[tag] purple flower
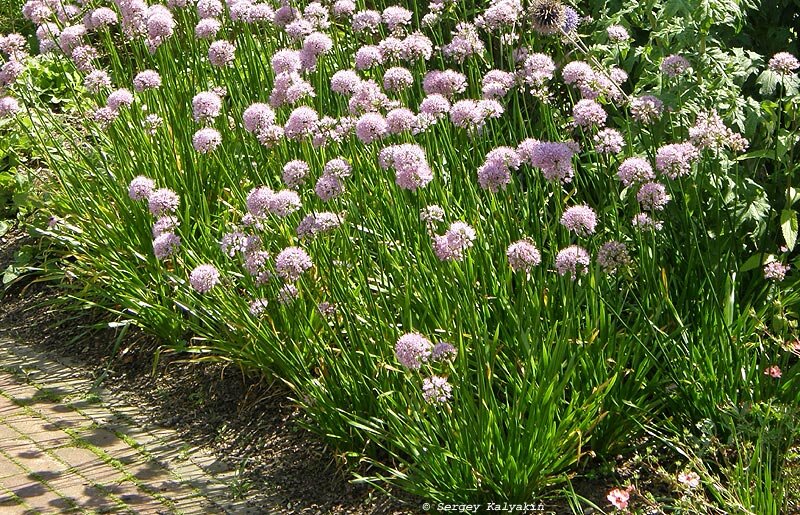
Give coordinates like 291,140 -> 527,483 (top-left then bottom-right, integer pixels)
637,182 -> 671,211
355,113 -> 388,144
477,147 -> 520,192
562,61 -> 593,85
382,6 -> 413,32
152,215 -> 179,237
632,213 -> 663,231
331,69 -> 362,95
560,205 -> 598,236
148,188 -> 180,216
661,55 -> 690,77
282,160 -> 310,188
284,106 -> 318,140
383,67 -> 414,92
617,157 -> 654,187
431,342 -> 457,361
133,70 -> 161,92
507,240 -> 542,272
655,142 -> 699,179
355,45 -> 383,70
555,245 -> 591,279
147,6 -> 175,42
769,52 -> 799,74
441,22 -> 484,63
561,6 -> 579,33
597,241 -> 630,274
268,190 -> 302,217
433,221 -> 476,261
249,298 -> 269,316
242,103 -> 276,133
395,333 -> 433,369
107,89 -> 134,110
190,264 -> 220,293
594,128 -> 624,154
275,246 -> 313,281
315,174 -> 344,201
192,91 -> 222,122
246,186 -> 273,217
422,375 -> 452,404
401,32 -> 433,61
607,25 -> 630,42
572,99 -> 607,128
630,95 -> 664,124
0,96 -> 20,118
519,140 -> 576,183
208,40 -> 236,67
192,127 -> 222,153
689,111 -> 749,152
277,284 -> 299,304
352,9 -> 381,34
764,261 -> 790,281
220,231 -> 248,257
84,70 -> 112,93
324,158 -> 352,178
195,18 -> 221,39
381,144 -> 433,191
422,70 -> 467,98
420,205 -> 445,226
332,0 -> 356,18
153,232 -> 181,260
128,176 -> 155,201
197,0 -> 223,18
386,108 -> 417,134
419,94 -> 451,117
296,211 -> 343,238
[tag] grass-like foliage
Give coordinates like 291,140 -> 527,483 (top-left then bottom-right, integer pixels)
1,0 -> 799,511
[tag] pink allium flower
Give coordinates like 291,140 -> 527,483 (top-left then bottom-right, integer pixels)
302,31 -> 333,57
84,69 -> 112,93
476,0 -> 522,31
249,298 -> 269,316
630,95 -> 664,124
594,128 -> 624,154
58,24 -> 87,56
148,188 -> 180,216
152,215 -> 179,237
482,69 -> 516,99
607,24 -> 630,42
268,190 -> 302,217
220,231 -> 248,257
242,103 -> 275,133
315,174 -> 344,201
92,106 -> 119,128
153,232 -> 181,260
355,45 -> 383,70
520,53 -> 556,88
23,1 -> 53,25
197,0 -> 223,18
477,147 -> 520,192
284,106 -> 319,140
431,342 -> 457,361
296,212 -> 343,238
560,205 -> 598,236
190,264 -> 220,293
272,4 -> 298,27
637,182 -> 671,211
355,113 -> 388,144
383,67 -> 414,92
689,111 -> 749,152
192,127 -> 222,153
324,158 -> 352,178
107,89 -> 134,110
422,70 -> 468,98
0,96 -> 20,118
420,205 -> 446,227
395,333 -> 433,369
271,49 -> 301,74
422,375 -> 453,404
764,261 -> 790,281
146,6 -> 175,41
597,241 -> 630,273
617,157 -> 655,187
632,213 -> 663,231
70,45 -> 98,73
769,52 -> 799,74
195,18 -> 221,39
655,142 -> 700,179
282,160 -> 310,188
133,70 -> 161,92
607,487 -> 630,511
519,140 -> 576,183
441,22 -> 484,63
331,70 -> 361,95
277,284 -> 299,304
419,94 -> 451,117
562,61 -> 594,85
208,40 -> 236,67
285,18 -> 314,41
555,245 -> 591,279
382,6 -> 413,32
434,221 -> 476,261
244,249 -> 270,280
507,240 -> 541,272
381,144 -> 433,190
192,91 -> 222,122
677,471 -> 700,488
386,108 -> 416,134
401,32 -> 433,61
352,9 -> 381,34
275,246 -> 313,281
332,0 -> 356,18
245,3 -> 276,24
572,99 -> 607,128
128,176 -> 155,201
661,55 -> 690,77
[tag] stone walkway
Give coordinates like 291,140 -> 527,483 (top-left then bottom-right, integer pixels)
0,337 -> 247,514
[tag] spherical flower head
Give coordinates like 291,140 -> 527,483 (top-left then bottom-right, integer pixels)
192,127 -> 222,153
422,70 -> 467,98
768,52 -> 799,74
594,128 -> 624,154
677,472 -> 700,488
386,108 -> 416,134
244,249 -> 270,280
655,142 -> 699,179
555,245 -> 591,279
246,186 -> 273,217
0,96 -> 20,118
296,211 -> 343,237
617,157 -> 654,187
477,147 -> 520,192
92,106 -> 119,129
630,95 -> 664,124
395,332 -> 433,369
507,240 -> 542,273
153,232 -> 181,260
271,49 -> 301,74
660,55 -> 690,77
84,70 -> 112,94
282,160 -> 310,188
607,24 -> 629,42
107,89 -> 134,110
331,70 -> 362,95
637,182 -> 670,211
529,0 -> 566,35
352,9 -> 381,34
208,40 -> 236,67
355,113 -> 388,144
268,190 -> 302,217
521,140 -> 576,183
562,61 -> 593,85
249,298 -> 269,316
481,69 -> 516,99
764,365 -> 782,378
446,221 -> 476,253
128,176 -> 155,201
148,188 -> 180,216
315,174 -> 344,201
560,204 -> 598,236
242,103 -> 275,133
449,100 -> 481,129
284,106 -> 319,140
197,0 -> 223,19
561,6 -> 579,32
422,375 -> 453,404
382,6 -> 413,32
383,67 -> 414,92
324,158 -> 352,178
597,241 -> 630,274
220,231 -> 248,257
607,487 -> 630,511
58,24 -> 87,56
419,94 -> 451,116
420,205 -> 445,225
195,18 -> 221,39
764,261 -> 790,281
147,6 -> 175,41
192,91 -> 222,122
431,342 -> 457,361
302,32 -> 333,58
275,246 -> 313,281
332,0 -> 356,18
401,32 -> 433,61
355,45 -> 383,70
133,70 -> 161,92
572,99 -> 607,128
189,264 -> 220,293
632,213 -> 663,231
152,215 -> 179,237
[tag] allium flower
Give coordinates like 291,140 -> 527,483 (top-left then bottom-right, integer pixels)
677,472 -> 700,488
422,70 -> 468,98
660,55 -> 690,77
482,70 -> 516,99
555,245 -> 591,279
70,45 -> 99,73
593,128 -> 624,154
277,283 -> 300,303
302,31 -> 333,57
332,0 -> 356,18
271,49 -> 301,74
561,61 -> 594,85
420,205 -> 445,226
431,342 -> 457,361
324,158 -> 352,178
220,231 -> 248,257
243,103 -> 275,133
395,332 -> 433,369
507,240 -> 542,272
208,40 -> 236,67
152,215 -> 179,237
296,211 -> 343,237
689,110 -> 749,152
148,188 -> 180,216
58,24 -> 87,56
607,487 -> 630,511
23,1 -> 53,25
284,106 -> 319,140
317,301 -> 337,317
630,95 -> 663,124
107,89 -> 134,110
561,6 -> 579,33
617,157 -> 654,187
147,6 -> 175,42
434,221 -> 476,261
195,18 -> 221,39
133,70 -> 161,92
275,246 -> 313,281
655,142 -> 699,179
768,52 -> 799,74
632,213 -> 663,231
607,25 -> 630,42
192,91 -> 222,122
519,140 -> 576,183
355,113 -> 388,144
597,241 -> 630,274
477,147 -> 521,192
330,70 -> 362,95
268,190 -> 302,217
383,67 -> 414,92
0,96 -> 20,118
637,182 -> 670,211
419,94 -> 451,117
528,0 -> 566,35
764,261 -> 790,281
197,0 -> 223,18
352,9 -> 381,34
560,205 -> 598,236
84,69 -> 112,93
401,32 -> 433,61
282,160 -> 310,188
153,232 -> 181,260
192,127 -> 222,153
422,375 -> 453,404
476,0 -> 522,31
315,174 -> 344,201
128,176 -> 155,201
92,106 -> 119,128
249,298 -> 269,316
381,144 -> 433,190
386,108 -> 417,134
189,264 -> 220,293
246,186 -> 273,217
355,45 -> 383,70
572,99 -> 607,128
441,23 -> 484,63
382,6 -> 413,32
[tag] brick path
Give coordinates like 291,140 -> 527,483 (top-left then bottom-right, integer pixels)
0,337 -> 247,514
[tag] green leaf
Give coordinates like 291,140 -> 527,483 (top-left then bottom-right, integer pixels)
740,253 -> 774,272
0,220 -> 8,237
781,209 -> 798,251
756,70 -> 779,96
